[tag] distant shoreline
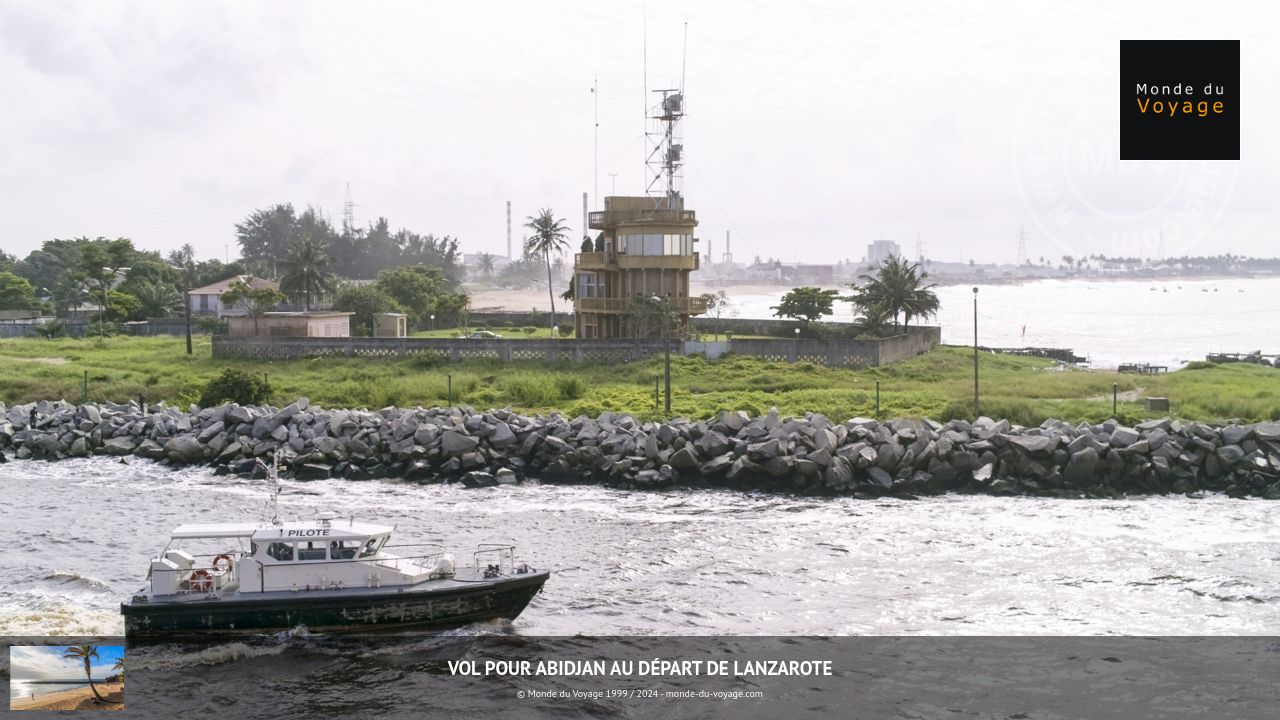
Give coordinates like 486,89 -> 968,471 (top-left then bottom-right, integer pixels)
466,273 -> 1280,312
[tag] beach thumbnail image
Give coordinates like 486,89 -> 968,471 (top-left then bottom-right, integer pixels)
9,645 -> 124,712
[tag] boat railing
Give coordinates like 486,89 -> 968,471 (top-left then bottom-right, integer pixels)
473,544 -> 518,577
149,564 -> 235,596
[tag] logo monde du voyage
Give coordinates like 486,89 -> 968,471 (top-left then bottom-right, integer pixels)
1120,40 -> 1239,160
1134,82 -> 1226,119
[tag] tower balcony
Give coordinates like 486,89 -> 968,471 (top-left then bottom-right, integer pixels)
588,209 -> 696,229
575,295 -> 709,315
574,253 -> 700,271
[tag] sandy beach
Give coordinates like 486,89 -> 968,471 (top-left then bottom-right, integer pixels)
10,682 -> 124,711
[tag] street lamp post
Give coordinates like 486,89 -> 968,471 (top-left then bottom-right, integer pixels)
430,314 -> 435,332
652,295 -> 671,415
972,286 -> 980,419
184,289 -> 193,355
794,327 -> 801,361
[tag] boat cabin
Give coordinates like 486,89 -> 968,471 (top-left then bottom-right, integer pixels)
148,511 -> 446,597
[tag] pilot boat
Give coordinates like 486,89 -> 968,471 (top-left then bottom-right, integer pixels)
121,463 -> 548,639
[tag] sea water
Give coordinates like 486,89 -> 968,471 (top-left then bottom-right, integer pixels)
3,458 -> 1279,637
725,276 -> 1280,368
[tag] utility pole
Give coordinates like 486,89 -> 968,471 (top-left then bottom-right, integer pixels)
506,201 -> 512,259
653,295 -> 672,415
972,287 -> 980,418
184,289 -> 193,355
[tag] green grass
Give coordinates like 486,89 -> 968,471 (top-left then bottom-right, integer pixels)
0,336 -> 1277,425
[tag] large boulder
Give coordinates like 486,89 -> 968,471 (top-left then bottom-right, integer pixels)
441,430 -> 479,457
1063,447 -> 1101,485
163,435 -> 206,463
101,436 -> 137,456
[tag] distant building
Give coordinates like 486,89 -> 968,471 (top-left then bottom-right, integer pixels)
744,259 -> 783,282
571,195 -> 707,339
373,312 -> 408,338
188,275 -> 278,317
782,264 -> 835,285
227,311 -> 352,338
865,240 -> 901,268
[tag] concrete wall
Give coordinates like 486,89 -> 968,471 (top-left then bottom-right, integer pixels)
212,327 -> 941,368
213,336 -> 674,363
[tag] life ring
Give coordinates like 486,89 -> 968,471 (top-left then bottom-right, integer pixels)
189,569 -> 213,593
213,554 -> 234,572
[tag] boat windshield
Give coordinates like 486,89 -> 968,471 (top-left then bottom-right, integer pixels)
330,540 -> 361,560
359,536 -> 386,558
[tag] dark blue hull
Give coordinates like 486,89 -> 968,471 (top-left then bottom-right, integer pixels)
122,572 -> 548,639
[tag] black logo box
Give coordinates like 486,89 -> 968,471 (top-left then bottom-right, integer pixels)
1120,39 -> 1239,160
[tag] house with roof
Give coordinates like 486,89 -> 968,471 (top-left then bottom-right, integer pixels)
188,275 -> 278,317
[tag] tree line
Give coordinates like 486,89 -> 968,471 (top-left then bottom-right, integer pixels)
0,201 -> 471,334
0,237 -> 246,319
235,203 -> 463,283
771,257 -> 940,336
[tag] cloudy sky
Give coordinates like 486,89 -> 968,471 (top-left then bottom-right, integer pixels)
1,1 -> 1275,265
9,645 -> 123,681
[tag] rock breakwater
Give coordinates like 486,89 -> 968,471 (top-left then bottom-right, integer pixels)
3,399 -> 1280,499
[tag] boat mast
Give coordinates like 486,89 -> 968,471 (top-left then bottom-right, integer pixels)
269,449 -> 283,526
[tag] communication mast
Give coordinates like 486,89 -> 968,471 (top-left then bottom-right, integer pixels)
1016,225 -> 1029,266
342,184 -> 357,234
644,23 -> 688,203
646,88 -> 685,201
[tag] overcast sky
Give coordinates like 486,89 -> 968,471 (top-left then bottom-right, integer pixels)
1,1 -> 1276,265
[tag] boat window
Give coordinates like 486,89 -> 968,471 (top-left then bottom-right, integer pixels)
330,540 -> 361,560
266,542 -> 294,562
359,537 -> 383,558
298,541 -> 326,562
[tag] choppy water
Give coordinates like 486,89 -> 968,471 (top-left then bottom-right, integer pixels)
3,458 -> 1280,637
728,276 -> 1280,368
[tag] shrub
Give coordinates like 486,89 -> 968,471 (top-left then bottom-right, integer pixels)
200,368 -> 272,407
1183,361 -> 1216,370
195,316 -> 228,334
502,374 -> 560,406
555,375 -> 587,400
31,320 -> 66,339
522,326 -> 538,335
85,320 -> 119,337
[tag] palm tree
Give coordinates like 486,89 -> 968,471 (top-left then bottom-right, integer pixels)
847,256 -> 939,331
112,657 -> 125,680
62,646 -> 105,703
478,252 -> 496,278
279,236 -> 335,310
132,280 -> 182,318
167,244 -> 196,268
523,208 -> 571,332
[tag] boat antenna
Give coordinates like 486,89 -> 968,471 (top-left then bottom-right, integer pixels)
270,449 -> 283,526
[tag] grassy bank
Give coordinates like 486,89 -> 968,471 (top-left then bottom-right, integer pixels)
0,336 -> 1277,425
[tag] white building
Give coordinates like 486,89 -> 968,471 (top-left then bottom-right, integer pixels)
865,239 -> 901,268
188,275 -> 277,316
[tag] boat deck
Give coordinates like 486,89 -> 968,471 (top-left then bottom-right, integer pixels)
129,567 -> 531,608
